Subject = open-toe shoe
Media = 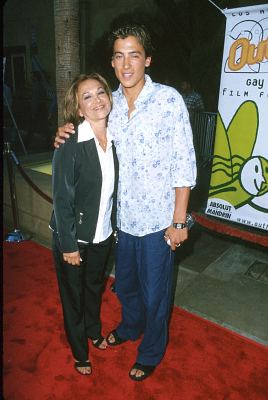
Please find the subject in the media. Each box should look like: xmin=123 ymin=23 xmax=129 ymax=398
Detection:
xmin=92 ymin=336 xmax=107 ymax=350
xmin=106 ymin=330 xmax=127 ymax=346
xmin=74 ymin=360 xmax=92 ymax=375
xmin=129 ymin=362 xmax=155 ymax=381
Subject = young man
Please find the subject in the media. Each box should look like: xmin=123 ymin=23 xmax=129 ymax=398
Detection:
xmin=55 ymin=23 xmax=196 ymax=381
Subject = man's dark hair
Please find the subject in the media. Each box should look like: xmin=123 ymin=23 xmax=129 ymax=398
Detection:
xmin=108 ymin=23 xmax=154 ymax=58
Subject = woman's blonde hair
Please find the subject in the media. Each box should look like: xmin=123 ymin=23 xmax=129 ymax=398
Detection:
xmin=63 ymin=73 xmax=113 ymax=124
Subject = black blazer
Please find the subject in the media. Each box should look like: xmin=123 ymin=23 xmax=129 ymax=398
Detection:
xmin=49 ymin=130 xmax=119 ymax=253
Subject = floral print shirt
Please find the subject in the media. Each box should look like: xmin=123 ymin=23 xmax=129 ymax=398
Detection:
xmin=108 ymin=75 xmax=196 ymax=237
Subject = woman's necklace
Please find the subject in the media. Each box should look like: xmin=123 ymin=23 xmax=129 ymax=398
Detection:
xmin=96 ymin=136 xmax=107 ymax=151
xmin=95 ymin=127 xmax=107 ymax=152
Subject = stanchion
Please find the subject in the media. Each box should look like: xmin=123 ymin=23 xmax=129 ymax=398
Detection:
xmin=4 ymin=142 xmax=30 ymax=242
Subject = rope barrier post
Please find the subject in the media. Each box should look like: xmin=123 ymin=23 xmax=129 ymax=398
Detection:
xmin=4 ymin=142 xmax=30 ymax=242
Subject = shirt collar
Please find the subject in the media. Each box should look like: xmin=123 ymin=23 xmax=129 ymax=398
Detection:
xmin=116 ymin=74 xmax=154 ymax=106
xmin=78 ymin=119 xmax=112 ymax=143
xmin=135 ymin=74 xmax=154 ymax=106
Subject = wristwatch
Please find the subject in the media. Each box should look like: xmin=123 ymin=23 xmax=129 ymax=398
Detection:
xmin=172 ymin=213 xmax=195 ymax=230
xmin=172 ymin=222 xmax=187 ymax=229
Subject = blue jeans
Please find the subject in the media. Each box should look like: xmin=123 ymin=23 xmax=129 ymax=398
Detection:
xmin=115 ymin=229 xmax=174 ymax=366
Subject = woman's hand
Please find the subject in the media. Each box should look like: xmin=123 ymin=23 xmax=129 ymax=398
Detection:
xmin=63 ymin=251 xmax=81 ymax=266
xmin=54 ymin=123 xmax=75 ymax=148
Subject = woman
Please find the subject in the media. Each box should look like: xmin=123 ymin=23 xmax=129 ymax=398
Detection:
xmin=50 ymin=73 xmax=118 ymax=375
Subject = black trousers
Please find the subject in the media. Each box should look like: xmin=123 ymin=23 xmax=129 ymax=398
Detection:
xmin=52 ymin=232 xmax=113 ymax=361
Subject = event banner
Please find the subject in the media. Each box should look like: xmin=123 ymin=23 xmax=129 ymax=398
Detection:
xmin=205 ymin=4 xmax=268 ymax=231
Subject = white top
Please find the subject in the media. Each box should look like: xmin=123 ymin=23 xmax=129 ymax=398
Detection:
xmin=78 ymin=119 xmax=115 ymax=243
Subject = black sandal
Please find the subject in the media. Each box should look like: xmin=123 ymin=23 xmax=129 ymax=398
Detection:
xmin=107 ymin=330 xmax=127 ymax=346
xmin=92 ymin=336 xmax=107 ymax=350
xmin=74 ymin=360 xmax=92 ymax=375
xmin=129 ymin=362 xmax=155 ymax=381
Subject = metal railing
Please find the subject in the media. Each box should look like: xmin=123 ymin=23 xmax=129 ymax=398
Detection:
xmin=190 ymin=112 xmax=217 ymax=166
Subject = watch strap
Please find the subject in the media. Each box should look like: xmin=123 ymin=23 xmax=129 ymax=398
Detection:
xmin=173 ymin=222 xmax=187 ymax=229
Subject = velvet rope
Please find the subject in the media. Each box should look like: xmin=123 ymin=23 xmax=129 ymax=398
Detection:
xmin=192 ymin=211 xmax=268 ymax=247
xmin=9 ymin=149 xmax=53 ymax=204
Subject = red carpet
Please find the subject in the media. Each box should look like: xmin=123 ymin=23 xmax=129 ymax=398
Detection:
xmin=3 ymin=240 xmax=268 ymax=400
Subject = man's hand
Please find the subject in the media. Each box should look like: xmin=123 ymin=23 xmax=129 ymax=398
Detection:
xmin=164 ymin=226 xmax=188 ymax=251
xmin=54 ymin=123 xmax=75 ymax=148
xmin=63 ymin=251 xmax=81 ymax=266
